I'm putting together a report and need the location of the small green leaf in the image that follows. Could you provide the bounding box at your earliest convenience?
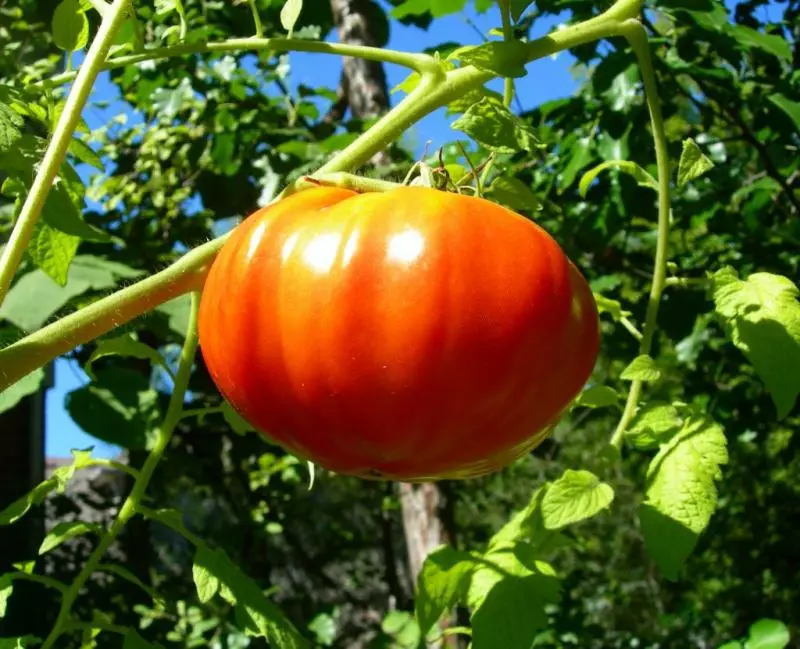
[711,267,800,419]
[280,0,303,37]
[84,334,170,381]
[0,577,12,618]
[639,416,728,580]
[452,41,529,78]
[579,159,658,196]
[68,138,104,171]
[541,469,614,530]
[576,385,619,409]
[52,0,89,51]
[730,25,791,60]
[621,355,662,382]
[446,85,502,116]
[193,561,220,604]
[593,293,631,321]
[626,402,682,450]
[746,619,790,649]
[768,93,800,132]
[192,545,307,648]
[0,368,45,415]
[677,138,714,187]
[487,176,541,212]
[97,564,162,604]
[0,103,23,153]
[39,521,103,555]
[221,401,256,436]
[415,546,476,635]
[27,220,80,287]
[451,97,540,154]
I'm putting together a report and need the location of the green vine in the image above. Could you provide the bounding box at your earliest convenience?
[38,292,201,649]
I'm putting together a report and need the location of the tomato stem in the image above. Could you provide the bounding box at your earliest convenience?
[38,293,201,649]
[610,20,673,449]
[0,0,133,309]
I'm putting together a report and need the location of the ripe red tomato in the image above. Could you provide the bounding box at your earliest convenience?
[198,186,599,481]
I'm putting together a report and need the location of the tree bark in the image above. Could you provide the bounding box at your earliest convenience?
[329,0,390,166]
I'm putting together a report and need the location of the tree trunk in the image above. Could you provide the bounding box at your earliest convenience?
[329,0,390,166]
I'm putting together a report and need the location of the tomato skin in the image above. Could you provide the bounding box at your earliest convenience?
[198,186,599,481]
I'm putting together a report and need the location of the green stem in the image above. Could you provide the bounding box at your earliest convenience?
[478,1,516,190]
[87,458,140,478]
[247,0,263,38]
[0,0,644,393]
[38,293,201,649]
[39,37,436,89]
[0,0,132,309]
[610,20,672,449]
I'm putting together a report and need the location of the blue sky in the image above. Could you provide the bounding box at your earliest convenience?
[46,3,580,458]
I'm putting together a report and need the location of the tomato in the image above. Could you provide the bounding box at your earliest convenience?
[198,186,599,481]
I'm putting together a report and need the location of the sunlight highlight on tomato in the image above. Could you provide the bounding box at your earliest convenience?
[198,186,600,481]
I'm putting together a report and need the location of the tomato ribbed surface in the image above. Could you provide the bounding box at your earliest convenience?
[198,186,599,481]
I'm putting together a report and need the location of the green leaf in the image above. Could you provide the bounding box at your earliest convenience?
[446,85,502,116]
[541,470,614,530]
[451,97,540,154]
[768,93,800,132]
[746,619,790,649]
[468,546,560,649]
[0,368,45,415]
[0,449,90,526]
[122,630,159,649]
[487,487,552,550]
[451,41,529,78]
[280,0,303,37]
[192,545,308,648]
[579,159,658,196]
[84,334,170,382]
[677,138,714,187]
[27,220,80,286]
[221,402,256,436]
[68,138,104,171]
[711,267,800,419]
[65,367,161,450]
[39,521,103,555]
[487,176,541,212]
[157,294,192,337]
[593,293,631,321]
[639,416,728,580]
[621,355,662,382]
[510,0,535,22]
[415,546,476,635]
[626,402,683,450]
[0,255,141,331]
[52,0,89,51]
[576,385,620,409]
[0,103,23,153]
[193,561,220,604]
[558,136,594,190]
[730,25,791,60]
[0,577,12,618]
[97,564,162,604]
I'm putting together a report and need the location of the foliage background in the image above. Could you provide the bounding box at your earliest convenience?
[0,0,798,647]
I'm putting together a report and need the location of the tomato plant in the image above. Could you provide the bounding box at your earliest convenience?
[199,186,599,480]
[1,0,798,647]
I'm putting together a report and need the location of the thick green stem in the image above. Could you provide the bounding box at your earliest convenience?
[610,20,672,449]
[0,0,644,394]
[0,0,132,308]
[39,292,201,649]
